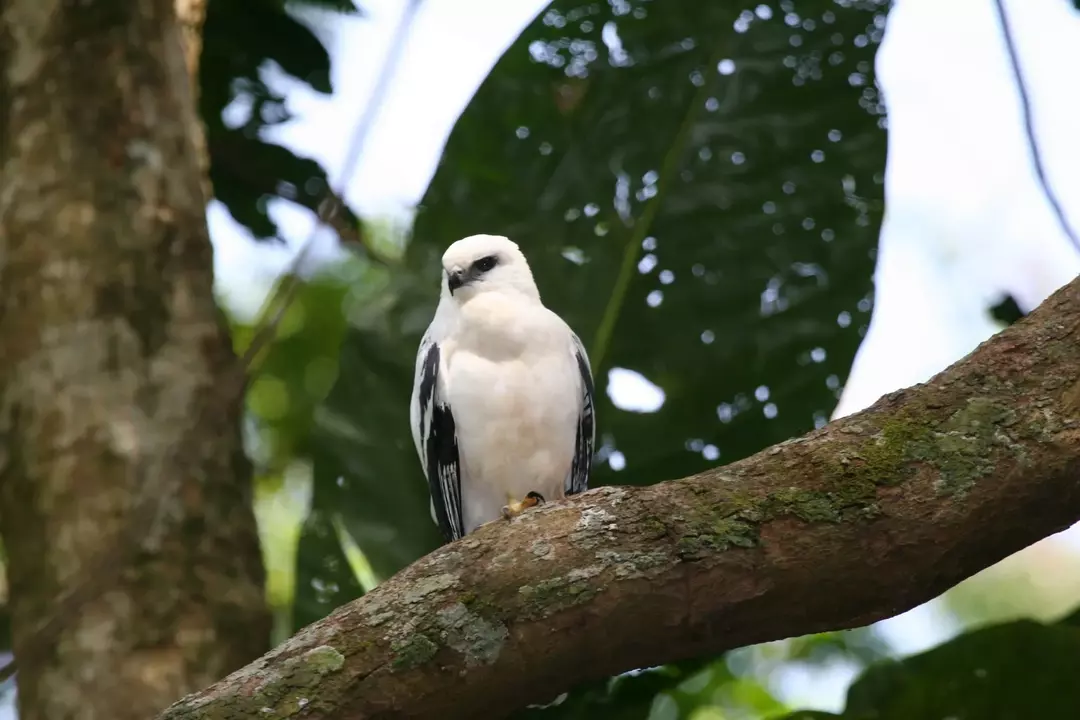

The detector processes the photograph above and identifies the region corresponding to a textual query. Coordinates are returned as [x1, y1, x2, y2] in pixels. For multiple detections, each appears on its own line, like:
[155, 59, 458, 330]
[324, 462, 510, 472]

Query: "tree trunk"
[0, 1, 268, 719]
[158, 274, 1080, 720]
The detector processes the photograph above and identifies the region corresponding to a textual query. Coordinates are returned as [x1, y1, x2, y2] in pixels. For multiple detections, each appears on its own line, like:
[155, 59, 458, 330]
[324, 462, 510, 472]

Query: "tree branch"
[158, 275, 1080, 720]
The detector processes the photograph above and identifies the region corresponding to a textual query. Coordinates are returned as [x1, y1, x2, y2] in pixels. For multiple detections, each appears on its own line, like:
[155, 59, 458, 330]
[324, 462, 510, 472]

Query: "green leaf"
[1058, 604, 1080, 627]
[782, 628, 892, 668]
[844, 619, 1080, 718]
[781, 612, 1080, 719]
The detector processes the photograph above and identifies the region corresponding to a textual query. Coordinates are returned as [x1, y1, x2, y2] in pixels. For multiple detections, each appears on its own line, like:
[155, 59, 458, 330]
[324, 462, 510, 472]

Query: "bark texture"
[0, 1, 268, 719]
[173, 0, 210, 200]
[157, 274, 1080, 720]
[175, 0, 207, 84]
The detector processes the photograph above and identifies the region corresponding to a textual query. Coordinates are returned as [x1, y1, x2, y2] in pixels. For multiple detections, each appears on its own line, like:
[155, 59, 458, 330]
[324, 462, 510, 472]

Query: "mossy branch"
[159, 275, 1080, 720]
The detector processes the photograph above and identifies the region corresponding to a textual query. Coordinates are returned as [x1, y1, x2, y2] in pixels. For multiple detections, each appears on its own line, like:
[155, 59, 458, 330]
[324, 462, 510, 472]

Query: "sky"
[199, 0, 1080, 715]
[833, 0, 1080, 420]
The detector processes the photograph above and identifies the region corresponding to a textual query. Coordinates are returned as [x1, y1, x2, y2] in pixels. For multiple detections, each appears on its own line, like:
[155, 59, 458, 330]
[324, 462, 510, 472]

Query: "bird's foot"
[500, 491, 545, 521]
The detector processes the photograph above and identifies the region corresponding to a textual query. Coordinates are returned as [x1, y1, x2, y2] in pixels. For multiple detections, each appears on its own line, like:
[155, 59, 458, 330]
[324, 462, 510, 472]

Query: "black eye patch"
[473, 255, 498, 273]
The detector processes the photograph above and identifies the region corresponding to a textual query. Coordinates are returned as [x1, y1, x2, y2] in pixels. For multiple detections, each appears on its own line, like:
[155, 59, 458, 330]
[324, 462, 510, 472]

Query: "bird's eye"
[473, 255, 498, 273]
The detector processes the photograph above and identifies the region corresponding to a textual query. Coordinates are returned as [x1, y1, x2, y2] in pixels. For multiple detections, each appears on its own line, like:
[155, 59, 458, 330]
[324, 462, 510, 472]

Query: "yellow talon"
[500, 491, 545, 520]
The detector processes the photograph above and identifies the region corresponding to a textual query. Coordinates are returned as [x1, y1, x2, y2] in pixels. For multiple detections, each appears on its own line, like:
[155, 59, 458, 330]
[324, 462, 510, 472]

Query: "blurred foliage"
[781, 607, 1080, 718]
[519, 628, 890, 719]
[519, 660, 722, 720]
[234, 265, 355, 473]
[201, 0, 362, 240]
[291, 486, 366, 632]
[941, 536, 1080, 629]
[228, 257, 377, 634]
[524, 659, 777, 720]
[251, 466, 310, 643]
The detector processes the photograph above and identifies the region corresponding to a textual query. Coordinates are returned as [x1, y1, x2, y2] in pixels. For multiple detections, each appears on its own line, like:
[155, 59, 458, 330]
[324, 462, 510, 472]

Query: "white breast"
[442, 295, 581, 534]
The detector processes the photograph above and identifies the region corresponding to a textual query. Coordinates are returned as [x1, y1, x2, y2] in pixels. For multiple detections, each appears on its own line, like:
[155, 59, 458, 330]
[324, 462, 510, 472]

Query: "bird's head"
[440, 234, 540, 303]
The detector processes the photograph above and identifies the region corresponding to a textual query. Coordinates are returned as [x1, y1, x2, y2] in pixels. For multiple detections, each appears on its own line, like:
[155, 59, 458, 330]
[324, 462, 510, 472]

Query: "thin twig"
[991, 0, 1080, 254]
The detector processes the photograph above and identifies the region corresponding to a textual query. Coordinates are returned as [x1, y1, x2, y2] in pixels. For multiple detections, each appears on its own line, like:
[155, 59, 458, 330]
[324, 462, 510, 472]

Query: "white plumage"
[409, 234, 595, 541]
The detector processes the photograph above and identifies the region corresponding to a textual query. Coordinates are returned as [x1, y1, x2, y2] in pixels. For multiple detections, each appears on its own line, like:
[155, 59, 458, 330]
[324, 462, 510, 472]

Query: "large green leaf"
[314, 0, 888, 578]
[782, 611, 1080, 718]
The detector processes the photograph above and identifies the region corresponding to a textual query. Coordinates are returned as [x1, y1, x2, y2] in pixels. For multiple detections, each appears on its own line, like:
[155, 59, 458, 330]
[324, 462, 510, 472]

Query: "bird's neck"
[452, 293, 555, 359]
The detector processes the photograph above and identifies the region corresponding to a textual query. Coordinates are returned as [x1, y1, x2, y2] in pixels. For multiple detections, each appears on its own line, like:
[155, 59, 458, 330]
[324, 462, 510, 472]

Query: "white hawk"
[409, 234, 596, 541]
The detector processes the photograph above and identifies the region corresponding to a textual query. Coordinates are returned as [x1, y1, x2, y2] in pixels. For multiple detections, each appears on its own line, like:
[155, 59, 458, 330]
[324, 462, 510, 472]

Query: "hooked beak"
[447, 267, 467, 294]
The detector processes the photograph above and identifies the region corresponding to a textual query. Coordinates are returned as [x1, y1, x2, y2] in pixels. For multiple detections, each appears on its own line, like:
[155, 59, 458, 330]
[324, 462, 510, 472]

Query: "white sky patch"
[832, 0, 1080, 420]
[770, 657, 861, 715]
[601, 21, 630, 66]
[606, 367, 666, 413]
[872, 598, 962, 656]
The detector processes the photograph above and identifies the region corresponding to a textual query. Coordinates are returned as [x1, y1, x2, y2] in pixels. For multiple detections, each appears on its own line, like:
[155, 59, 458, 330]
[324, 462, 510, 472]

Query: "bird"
[409, 234, 596, 542]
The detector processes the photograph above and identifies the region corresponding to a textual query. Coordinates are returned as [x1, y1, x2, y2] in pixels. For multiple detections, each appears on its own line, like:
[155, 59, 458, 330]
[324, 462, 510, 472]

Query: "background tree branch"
[157, 271, 1080, 719]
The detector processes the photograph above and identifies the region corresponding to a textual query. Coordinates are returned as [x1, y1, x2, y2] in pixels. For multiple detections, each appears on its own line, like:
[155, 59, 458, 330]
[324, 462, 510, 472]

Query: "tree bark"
[173, 0, 211, 201]
[155, 273, 1080, 720]
[0, 1, 268, 719]
[175, 0, 207, 84]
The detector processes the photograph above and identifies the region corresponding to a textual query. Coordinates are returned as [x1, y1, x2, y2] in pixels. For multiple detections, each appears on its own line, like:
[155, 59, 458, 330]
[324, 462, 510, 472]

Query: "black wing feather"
[418, 342, 464, 541]
[566, 334, 595, 496]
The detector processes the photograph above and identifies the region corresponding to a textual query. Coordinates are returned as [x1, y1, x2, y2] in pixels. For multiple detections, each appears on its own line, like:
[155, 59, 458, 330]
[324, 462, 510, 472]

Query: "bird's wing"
[566, 331, 596, 496]
[410, 331, 465, 542]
